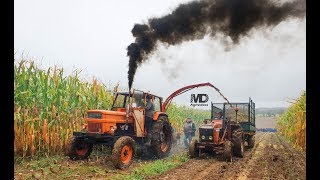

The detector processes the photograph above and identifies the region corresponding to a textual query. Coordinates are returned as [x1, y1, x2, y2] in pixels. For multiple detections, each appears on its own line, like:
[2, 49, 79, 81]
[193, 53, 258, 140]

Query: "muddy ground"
[14, 117, 306, 180]
[14, 132, 305, 180]
[149, 132, 306, 180]
[14, 140, 187, 180]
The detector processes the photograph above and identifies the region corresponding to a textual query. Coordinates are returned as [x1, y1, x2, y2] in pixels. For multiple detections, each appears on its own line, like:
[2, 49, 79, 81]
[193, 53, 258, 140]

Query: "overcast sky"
[14, 0, 306, 108]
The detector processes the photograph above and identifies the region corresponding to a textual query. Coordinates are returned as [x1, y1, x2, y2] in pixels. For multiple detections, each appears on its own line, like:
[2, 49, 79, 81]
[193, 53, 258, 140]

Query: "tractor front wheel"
[189, 138, 199, 158]
[112, 136, 136, 169]
[67, 137, 93, 160]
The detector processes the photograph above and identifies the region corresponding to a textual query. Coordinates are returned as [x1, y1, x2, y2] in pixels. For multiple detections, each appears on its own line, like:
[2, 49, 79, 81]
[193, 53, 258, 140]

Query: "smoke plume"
[127, 0, 305, 89]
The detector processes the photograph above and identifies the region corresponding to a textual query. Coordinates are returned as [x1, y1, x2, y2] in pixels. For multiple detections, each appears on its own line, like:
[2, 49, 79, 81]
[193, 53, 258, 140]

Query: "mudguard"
[153, 112, 168, 121]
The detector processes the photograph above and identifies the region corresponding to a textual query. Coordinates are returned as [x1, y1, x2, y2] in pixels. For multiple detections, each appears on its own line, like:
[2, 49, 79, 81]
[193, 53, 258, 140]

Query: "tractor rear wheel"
[223, 140, 233, 162]
[67, 137, 93, 160]
[232, 128, 244, 158]
[151, 116, 172, 158]
[112, 136, 136, 169]
[189, 138, 199, 158]
[247, 135, 255, 148]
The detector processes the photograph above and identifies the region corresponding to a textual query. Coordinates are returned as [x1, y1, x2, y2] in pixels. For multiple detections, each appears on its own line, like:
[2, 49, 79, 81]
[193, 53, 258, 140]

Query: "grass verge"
[114, 153, 189, 180]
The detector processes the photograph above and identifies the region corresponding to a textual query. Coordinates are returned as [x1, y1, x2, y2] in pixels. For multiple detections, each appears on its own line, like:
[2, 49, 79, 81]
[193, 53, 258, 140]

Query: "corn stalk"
[276, 91, 306, 151]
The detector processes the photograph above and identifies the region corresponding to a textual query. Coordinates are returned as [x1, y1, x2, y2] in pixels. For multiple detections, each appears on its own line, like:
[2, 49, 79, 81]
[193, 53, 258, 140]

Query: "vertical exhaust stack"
[127, 0, 305, 87]
[125, 91, 130, 128]
[125, 90, 133, 131]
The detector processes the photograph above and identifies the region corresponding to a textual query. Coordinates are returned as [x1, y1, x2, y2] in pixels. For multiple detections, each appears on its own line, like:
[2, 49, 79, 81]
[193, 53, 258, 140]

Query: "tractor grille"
[87, 112, 102, 119]
[88, 123, 102, 133]
[199, 127, 214, 142]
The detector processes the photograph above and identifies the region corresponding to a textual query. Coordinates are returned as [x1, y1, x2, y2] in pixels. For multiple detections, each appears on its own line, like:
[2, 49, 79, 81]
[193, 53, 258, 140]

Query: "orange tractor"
[67, 83, 226, 169]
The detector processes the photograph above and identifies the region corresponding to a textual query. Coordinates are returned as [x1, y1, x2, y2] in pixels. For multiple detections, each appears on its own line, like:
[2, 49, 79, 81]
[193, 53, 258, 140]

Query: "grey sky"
[14, 0, 306, 108]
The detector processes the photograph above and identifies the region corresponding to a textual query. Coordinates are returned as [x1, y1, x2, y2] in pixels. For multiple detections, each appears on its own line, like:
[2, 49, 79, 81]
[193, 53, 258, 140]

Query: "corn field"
[14, 59, 210, 158]
[276, 91, 306, 151]
[166, 104, 210, 132]
[14, 59, 115, 157]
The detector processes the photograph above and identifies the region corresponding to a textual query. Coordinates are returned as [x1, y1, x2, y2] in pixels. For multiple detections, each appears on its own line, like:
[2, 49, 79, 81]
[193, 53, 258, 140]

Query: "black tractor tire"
[232, 128, 244, 158]
[67, 137, 93, 160]
[189, 138, 199, 158]
[151, 116, 173, 158]
[247, 135, 255, 148]
[223, 140, 233, 162]
[112, 136, 136, 169]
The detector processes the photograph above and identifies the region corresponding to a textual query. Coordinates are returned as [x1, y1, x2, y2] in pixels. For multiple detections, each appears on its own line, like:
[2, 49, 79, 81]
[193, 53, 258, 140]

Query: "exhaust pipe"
[124, 89, 131, 131]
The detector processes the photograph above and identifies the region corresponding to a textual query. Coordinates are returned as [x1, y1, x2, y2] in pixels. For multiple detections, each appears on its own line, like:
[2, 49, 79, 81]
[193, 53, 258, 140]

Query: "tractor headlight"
[209, 136, 213, 140]
[201, 135, 205, 140]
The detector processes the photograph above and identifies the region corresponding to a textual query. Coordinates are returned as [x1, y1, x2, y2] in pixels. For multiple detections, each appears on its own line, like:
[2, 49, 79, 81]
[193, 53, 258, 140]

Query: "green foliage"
[14, 59, 114, 157]
[276, 91, 306, 151]
[115, 154, 189, 180]
[166, 104, 210, 133]
[14, 57, 210, 157]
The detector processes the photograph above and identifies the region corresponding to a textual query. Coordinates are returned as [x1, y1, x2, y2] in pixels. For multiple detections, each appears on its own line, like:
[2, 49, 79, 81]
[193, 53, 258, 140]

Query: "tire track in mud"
[148, 133, 266, 180]
[234, 132, 272, 180]
[148, 158, 218, 180]
[149, 132, 306, 180]
[199, 132, 268, 180]
[242, 133, 305, 179]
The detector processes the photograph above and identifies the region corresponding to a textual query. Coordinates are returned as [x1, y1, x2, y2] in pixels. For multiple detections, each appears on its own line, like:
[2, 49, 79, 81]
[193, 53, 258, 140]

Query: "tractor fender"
[153, 112, 168, 121]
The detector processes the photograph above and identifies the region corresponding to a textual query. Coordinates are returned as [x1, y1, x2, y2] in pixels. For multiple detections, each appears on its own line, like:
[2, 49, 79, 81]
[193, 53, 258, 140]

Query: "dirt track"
[149, 132, 306, 180]
[14, 132, 305, 180]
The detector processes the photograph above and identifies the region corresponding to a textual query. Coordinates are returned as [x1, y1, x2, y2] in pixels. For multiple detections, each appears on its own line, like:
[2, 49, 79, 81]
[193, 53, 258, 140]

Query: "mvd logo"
[190, 94, 209, 107]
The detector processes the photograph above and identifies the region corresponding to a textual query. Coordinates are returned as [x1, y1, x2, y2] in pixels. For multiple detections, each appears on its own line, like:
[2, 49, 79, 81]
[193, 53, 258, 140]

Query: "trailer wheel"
[232, 128, 244, 158]
[223, 140, 233, 162]
[67, 137, 93, 160]
[112, 136, 136, 169]
[189, 138, 199, 158]
[247, 135, 255, 148]
[151, 116, 172, 158]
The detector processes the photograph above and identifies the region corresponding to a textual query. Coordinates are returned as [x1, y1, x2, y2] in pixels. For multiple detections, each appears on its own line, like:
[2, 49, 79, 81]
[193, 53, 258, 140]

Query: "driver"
[145, 95, 154, 146]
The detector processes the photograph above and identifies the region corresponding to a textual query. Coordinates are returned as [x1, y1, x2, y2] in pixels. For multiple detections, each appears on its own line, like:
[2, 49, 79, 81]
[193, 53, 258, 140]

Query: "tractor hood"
[199, 124, 214, 129]
[86, 109, 134, 124]
[88, 109, 126, 115]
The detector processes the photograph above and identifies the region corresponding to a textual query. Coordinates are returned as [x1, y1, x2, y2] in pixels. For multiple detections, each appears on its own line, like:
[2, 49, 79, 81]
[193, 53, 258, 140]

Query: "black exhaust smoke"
[127, 0, 305, 89]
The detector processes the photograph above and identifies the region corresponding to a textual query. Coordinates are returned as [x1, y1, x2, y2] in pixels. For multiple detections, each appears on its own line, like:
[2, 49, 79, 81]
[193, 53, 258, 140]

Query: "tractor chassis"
[196, 141, 225, 155]
[72, 132, 117, 146]
[72, 132, 151, 148]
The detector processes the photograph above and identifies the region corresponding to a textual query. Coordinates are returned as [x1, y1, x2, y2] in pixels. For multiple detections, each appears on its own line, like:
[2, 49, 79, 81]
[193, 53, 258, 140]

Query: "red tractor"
[67, 83, 226, 169]
[189, 99, 256, 162]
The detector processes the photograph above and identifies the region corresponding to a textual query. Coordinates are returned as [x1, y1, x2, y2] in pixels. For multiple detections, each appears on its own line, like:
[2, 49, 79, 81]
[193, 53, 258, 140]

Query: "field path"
[14, 132, 305, 180]
[149, 132, 306, 180]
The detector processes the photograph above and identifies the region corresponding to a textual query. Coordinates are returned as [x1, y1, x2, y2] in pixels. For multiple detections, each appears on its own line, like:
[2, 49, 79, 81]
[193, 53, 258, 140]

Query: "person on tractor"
[145, 95, 155, 146]
[214, 111, 224, 120]
[183, 118, 196, 148]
